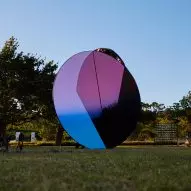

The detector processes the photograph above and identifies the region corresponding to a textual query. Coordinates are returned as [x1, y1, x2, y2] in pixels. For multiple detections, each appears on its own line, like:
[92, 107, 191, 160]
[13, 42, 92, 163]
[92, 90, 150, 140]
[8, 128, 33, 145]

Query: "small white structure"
[31, 132, 36, 142]
[16, 132, 20, 141]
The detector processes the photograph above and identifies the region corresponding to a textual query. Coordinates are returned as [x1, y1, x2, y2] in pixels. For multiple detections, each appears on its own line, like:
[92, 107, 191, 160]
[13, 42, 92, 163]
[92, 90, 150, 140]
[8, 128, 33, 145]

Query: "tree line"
[0, 37, 190, 144]
[136, 95, 191, 140]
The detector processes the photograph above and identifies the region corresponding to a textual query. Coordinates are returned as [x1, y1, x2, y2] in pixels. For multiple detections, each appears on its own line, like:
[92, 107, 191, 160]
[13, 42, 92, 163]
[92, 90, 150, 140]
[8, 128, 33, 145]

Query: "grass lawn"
[0, 146, 191, 191]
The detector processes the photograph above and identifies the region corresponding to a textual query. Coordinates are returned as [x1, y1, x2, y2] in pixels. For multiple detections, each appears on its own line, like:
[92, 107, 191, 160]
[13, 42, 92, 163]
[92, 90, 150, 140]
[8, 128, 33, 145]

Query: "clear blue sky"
[0, 0, 191, 107]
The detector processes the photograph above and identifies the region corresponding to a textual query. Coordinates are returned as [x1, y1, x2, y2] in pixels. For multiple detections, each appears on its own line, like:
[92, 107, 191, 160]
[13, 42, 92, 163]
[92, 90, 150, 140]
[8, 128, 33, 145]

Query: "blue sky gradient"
[0, 0, 191, 106]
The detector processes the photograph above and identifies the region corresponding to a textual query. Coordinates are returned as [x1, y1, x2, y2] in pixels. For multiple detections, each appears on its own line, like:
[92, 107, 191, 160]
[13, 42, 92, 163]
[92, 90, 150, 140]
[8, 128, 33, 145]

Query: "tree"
[140, 102, 156, 123]
[0, 37, 58, 137]
[150, 102, 165, 113]
[179, 91, 191, 122]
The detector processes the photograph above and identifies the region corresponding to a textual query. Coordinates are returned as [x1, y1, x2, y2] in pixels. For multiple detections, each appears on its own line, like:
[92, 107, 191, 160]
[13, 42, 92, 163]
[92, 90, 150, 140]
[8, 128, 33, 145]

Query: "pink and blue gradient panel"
[53, 51, 105, 149]
[77, 51, 124, 119]
[53, 49, 141, 149]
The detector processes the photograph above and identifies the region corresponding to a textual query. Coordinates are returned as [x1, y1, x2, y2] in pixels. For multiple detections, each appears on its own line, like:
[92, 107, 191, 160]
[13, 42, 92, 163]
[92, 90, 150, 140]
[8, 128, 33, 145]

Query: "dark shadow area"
[92, 68, 141, 148]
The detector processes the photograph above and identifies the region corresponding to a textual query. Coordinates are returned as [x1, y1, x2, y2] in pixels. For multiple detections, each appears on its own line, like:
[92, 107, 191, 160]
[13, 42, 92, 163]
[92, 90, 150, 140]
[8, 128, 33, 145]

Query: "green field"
[0, 146, 191, 191]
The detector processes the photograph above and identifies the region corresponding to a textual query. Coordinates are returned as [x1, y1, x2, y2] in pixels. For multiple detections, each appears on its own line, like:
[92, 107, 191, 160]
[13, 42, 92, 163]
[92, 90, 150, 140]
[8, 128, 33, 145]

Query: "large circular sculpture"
[53, 49, 141, 149]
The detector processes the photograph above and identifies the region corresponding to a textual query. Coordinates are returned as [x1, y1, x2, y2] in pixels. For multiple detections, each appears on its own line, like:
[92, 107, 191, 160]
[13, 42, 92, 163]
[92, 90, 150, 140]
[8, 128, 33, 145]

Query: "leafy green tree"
[0, 37, 58, 137]
[150, 102, 165, 113]
[179, 91, 191, 122]
[140, 102, 156, 124]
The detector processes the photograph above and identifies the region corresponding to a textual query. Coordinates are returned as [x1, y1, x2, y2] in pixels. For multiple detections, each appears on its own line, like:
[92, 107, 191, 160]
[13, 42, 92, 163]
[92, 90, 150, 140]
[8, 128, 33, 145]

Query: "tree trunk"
[55, 126, 64, 146]
[0, 121, 6, 136]
[0, 121, 9, 151]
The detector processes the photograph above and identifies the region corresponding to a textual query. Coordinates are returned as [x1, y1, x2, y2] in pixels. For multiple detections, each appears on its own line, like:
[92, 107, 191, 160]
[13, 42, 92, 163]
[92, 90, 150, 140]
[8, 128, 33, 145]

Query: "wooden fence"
[154, 123, 177, 144]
